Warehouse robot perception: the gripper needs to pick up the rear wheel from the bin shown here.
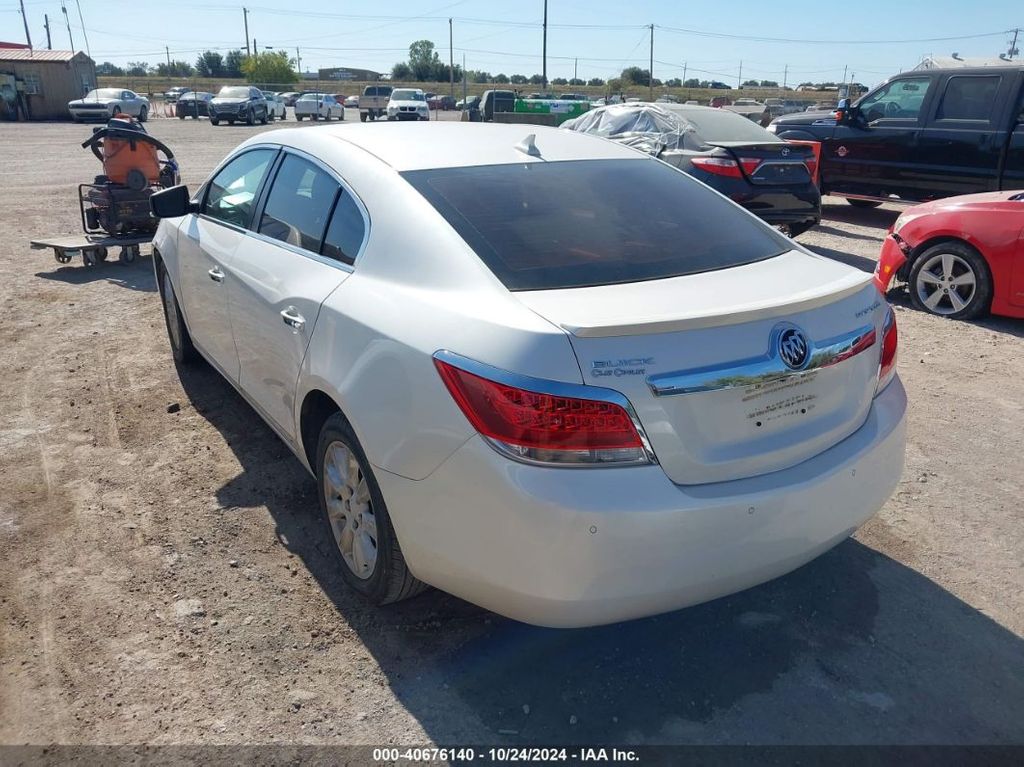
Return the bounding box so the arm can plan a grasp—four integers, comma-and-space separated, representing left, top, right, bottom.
158, 263, 199, 364
316, 414, 427, 605
260, 108, 268, 125
847, 198, 883, 209
246, 109, 255, 126
909, 241, 992, 320
210, 117, 220, 126
360, 112, 367, 122
138, 105, 148, 122
296, 114, 304, 121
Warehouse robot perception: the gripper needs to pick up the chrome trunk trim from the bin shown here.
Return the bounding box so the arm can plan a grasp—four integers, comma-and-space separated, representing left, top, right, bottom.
647, 323, 877, 397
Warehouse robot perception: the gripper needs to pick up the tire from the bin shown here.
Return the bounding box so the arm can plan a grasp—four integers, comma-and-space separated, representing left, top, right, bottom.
316, 413, 427, 605
360, 112, 367, 122
210, 117, 220, 126
847, 198, 883, 209
296, 115, 304, 121
157, 262, 199, 365
282, 108, 288, 120
260, 109, 268, 125
139, 105, 148, 122
324, 111, 330, 122
908, 241, 992, 320
785, 221, 815, 238
179, 112, 186, 120
246, 109, 255, 126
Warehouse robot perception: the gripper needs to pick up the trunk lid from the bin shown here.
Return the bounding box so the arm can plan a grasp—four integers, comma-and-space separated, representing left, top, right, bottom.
515, 249, 886, 485
707, 141, 814, 186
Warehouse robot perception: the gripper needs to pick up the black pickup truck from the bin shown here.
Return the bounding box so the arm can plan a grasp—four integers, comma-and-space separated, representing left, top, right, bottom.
768, 66, 1024, 207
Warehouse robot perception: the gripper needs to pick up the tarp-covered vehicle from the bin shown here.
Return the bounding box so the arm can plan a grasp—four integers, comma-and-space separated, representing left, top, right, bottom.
563, 103, 821, 237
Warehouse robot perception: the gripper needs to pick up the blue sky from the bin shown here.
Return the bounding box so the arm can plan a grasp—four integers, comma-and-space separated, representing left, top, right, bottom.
5, 0, 1022, 85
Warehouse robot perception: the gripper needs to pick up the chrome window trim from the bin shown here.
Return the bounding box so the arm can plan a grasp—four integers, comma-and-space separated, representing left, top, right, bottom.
432, 350, 658, 468
647, 322, 877, 397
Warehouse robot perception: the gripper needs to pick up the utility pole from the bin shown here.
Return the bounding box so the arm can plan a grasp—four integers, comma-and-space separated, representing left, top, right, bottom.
296, 47, 301, 76
542, 0, 548, 87
449, 17, 454, 98
574, 58, 577, 84
462, 52, 467, 109
60, 1, 74, 53
166, 46, 171, 67
783, 64, 788, 90
74, 0, 90, 60
44, 13, 52, 49
842, 64, 848, 85
243, 7, 251, 57
18, 0, 33, 49
738, 60, 742, 89
1008, 28, 1020, 59
682, 61, 687, 84
649, 24, 654, 101
253, 39, 257, 54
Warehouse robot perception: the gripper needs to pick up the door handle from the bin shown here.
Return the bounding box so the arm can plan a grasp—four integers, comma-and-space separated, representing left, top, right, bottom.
280, 307, 305, 331
208, 267, 225, 282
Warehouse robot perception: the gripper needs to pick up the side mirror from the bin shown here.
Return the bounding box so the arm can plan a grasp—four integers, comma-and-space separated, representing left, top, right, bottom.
151, 185, 198, 218
835, 97, 851, 124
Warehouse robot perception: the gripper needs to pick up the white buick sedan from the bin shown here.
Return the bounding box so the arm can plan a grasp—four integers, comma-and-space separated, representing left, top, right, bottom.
150, 123, 906, 628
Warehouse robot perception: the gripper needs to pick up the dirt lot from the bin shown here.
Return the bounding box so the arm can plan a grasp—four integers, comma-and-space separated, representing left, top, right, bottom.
1, 114, 1022, 747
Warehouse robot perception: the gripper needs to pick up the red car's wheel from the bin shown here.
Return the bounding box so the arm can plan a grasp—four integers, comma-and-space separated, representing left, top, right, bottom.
909, 241, 992, 320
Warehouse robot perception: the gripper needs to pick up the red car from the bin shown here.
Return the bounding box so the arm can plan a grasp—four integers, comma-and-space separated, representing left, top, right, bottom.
874, 191, 1024, 320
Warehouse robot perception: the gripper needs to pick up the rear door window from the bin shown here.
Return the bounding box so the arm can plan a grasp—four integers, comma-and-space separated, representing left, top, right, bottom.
403, 158, 790, 291
321, 191, 366, 265
258, 154, 340, 252
935, 75, 1002, 122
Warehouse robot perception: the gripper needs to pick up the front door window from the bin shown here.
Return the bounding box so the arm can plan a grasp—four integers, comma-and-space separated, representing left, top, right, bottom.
859, 77, 932, 122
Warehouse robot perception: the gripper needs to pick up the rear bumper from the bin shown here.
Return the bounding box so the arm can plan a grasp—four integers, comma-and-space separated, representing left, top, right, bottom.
691, 172, 821, 226
377, 377, 907, 628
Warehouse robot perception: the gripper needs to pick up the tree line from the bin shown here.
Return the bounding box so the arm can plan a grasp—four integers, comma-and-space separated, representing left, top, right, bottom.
96, 50, 298, 85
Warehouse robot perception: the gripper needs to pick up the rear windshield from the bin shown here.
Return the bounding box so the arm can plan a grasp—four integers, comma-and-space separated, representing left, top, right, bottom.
403, 159, 789, 291
671, 107, 780, 143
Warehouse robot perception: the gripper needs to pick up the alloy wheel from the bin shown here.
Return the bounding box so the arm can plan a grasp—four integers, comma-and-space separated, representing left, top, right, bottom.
323, 441, 378, 580
914, 252, 977, 316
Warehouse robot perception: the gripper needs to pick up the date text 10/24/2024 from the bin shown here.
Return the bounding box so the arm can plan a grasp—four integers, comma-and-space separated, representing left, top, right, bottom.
371, 747, 641, 763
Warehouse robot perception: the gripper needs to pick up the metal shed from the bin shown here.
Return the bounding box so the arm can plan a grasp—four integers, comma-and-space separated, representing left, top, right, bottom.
0, 48, 96, 120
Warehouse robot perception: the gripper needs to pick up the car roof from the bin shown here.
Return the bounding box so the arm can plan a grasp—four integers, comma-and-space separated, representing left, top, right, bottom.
247, 122, 647, 172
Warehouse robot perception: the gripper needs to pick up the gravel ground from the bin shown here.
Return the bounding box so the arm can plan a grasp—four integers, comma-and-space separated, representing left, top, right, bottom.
1, 115, 1022, 747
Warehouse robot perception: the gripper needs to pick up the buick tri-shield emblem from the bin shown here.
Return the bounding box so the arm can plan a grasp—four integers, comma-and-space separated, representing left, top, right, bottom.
778, 327, 810, 370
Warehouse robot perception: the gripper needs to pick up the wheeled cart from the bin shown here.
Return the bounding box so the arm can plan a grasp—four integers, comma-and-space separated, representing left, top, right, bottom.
30, 233, 151, 267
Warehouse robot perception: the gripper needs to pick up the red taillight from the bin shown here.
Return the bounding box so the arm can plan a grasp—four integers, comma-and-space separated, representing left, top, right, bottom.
876, 309, 898, 394
434, 358, 649, 465
739, 157, 762, 175
804, 155, 818, 178
691, 156, 743, 179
